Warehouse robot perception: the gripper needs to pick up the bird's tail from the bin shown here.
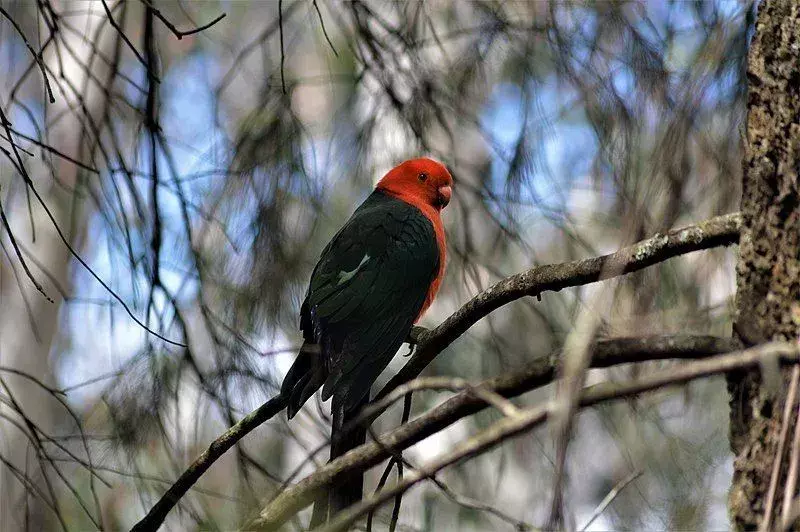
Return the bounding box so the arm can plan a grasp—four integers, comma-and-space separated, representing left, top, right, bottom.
310, 395, 369, 526
281, 342, 325, 419
330, 396, 369, 511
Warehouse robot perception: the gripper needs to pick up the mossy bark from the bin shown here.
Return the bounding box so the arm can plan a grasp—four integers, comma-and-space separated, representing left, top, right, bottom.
729, 0, 800, 528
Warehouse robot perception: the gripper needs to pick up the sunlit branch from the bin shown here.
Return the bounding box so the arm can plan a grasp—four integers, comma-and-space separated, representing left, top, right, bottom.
253, 334, 739, 528
314, 342, 800, 532
378, 212, 742, 400
134, 212, 741, 529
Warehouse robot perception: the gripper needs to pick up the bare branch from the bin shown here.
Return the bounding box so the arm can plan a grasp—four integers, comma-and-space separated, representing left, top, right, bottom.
378, 212, 742, 401
129, 395, 287, 532
99, 0, 159, 83
580, 470, 643, 531
312, 0, 339, 57
253, 334, 739, 528
139, 0, 226, 39
279, 0, 287, 94
313, 342, 800, 532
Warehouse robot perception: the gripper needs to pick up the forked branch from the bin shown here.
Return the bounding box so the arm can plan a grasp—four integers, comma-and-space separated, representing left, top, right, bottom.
132, 213, 741, 530
314, 342, 800, 532
378, 212, 741, 399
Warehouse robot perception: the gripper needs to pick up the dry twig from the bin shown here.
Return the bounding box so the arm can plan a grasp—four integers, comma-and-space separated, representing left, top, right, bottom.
308, 342, 800, 532
253, 334, 741, 528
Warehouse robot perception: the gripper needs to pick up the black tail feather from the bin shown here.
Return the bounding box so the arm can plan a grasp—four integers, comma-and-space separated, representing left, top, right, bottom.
285, 343, 370, 524
329, 396, 368, 512
310, 395, 369, 526
282, 342, 324, 419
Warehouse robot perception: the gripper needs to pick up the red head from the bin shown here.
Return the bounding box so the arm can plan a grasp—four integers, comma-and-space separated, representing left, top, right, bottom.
376, 158, 453, 213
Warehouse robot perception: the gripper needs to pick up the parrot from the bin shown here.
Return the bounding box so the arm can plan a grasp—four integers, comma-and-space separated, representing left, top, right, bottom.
280, 157, 452, 523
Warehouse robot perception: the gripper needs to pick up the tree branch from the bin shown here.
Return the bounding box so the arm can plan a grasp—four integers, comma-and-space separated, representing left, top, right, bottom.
139, 0, 226, 39
130, 395, 287, 532
315, 342, 800, 532
580, 470, 643, 531
377, 212, 742, 401
253, 334, 739, 528
134, 212, 740, 530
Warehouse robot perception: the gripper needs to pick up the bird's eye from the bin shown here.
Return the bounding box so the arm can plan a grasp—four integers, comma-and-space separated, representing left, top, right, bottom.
418, 173, 428, 182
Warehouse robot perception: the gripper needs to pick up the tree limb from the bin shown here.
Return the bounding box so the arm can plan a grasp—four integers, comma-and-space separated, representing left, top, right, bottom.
377, 212, 741, 401
134, 212, 741, 530
130, 395, 287, 532
314, 342, 800, 532
253, 334, 738, 528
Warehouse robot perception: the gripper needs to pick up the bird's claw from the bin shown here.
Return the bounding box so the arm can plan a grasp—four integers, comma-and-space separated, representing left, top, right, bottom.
405, 326, 430, 356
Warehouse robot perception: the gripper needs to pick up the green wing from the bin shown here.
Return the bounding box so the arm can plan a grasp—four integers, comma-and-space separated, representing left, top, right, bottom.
301, 191, 439, 410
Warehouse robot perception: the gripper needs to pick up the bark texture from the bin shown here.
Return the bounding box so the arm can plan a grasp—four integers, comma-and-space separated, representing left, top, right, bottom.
729, 0, 800, 528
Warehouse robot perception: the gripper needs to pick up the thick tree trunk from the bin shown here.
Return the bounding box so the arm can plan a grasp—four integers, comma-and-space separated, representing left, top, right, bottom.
729, 0, 800, 528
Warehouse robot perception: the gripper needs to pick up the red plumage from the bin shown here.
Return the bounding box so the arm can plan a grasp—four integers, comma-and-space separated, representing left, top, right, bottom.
375, 158, 452, 319
280, 157, 453, 524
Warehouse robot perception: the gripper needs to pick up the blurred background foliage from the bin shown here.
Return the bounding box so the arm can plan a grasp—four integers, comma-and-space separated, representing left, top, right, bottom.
0, 0, 748, 530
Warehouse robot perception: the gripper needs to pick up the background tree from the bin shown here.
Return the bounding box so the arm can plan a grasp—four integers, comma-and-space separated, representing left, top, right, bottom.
0, 0, 786, 530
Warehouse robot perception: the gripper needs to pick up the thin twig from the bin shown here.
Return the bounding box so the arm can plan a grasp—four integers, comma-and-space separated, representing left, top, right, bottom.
0, 133, 35, 156
762, 365, 800, 531
0, 189, 53, 303
312, 0, 339, 56
279, 0, 287, 94
390, 394, 411, 532
99, 0, 159, 82
782, 374, 800, 528
59, 370, 125, 393
140, 0, 226, 39
7, 126, 98, 173
308, 343, 800, 532
580, 470, 643, 531
0, 366, 63, 395
356, 376, 521, 430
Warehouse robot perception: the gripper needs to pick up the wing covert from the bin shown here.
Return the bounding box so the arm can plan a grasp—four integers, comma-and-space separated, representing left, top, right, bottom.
300, 191, 439, 409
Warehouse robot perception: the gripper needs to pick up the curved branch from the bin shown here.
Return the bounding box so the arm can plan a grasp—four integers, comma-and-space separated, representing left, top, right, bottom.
134, 213, 741, 530
377, 212, 742, 401
253, 334, 739, 528
140, 0, 226, 39
316, 342, 800, 532
130, 395, 287, 532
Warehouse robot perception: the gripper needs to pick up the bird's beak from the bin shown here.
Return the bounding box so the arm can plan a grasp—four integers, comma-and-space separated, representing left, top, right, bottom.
437, 185, 452, 208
